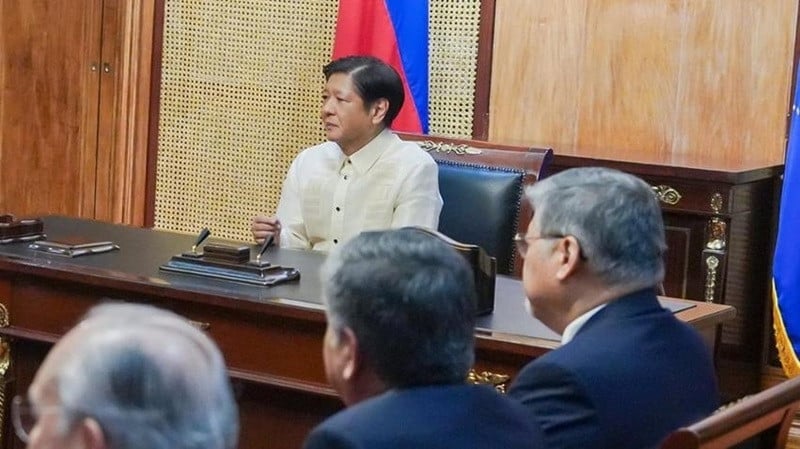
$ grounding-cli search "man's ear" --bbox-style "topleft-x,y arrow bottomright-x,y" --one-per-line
79,417 -> 106,449
370,98 -> 389,125
339,327 -> 361,381
555,236 -> 583,280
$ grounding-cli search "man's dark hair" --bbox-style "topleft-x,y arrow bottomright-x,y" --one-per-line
323,55 -> 405,127
321,229 -> 477,388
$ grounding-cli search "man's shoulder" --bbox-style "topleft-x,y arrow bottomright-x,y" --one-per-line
288,141 -> 342,173
520,300 -> 707,377
382,134 -> 437,166
294,141 -> 339,160
584,296 -> 706,348
312,385 -> 544,446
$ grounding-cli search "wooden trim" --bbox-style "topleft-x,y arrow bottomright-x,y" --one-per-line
0,327 -> 61,344
0,326 -> 338,396
228,368 -> 338,397
552,154 -> 784,184
78,0 -> 105,219
89,0 -> 155,226
661,375 -> 800,449
144,0 -> 166,228
120,0 -> 156,226
93,0 -> 120,222
472,0 -> 496,140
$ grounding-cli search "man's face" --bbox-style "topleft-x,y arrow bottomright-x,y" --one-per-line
322,322 -> 347,399
321,72 -> 381,154
520,219 -> 562,331
21,331 -> 105,449
24,344 -> 84,449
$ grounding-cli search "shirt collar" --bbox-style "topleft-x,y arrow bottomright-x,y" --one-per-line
344,129 -> 393,174
561,303 -> 607,344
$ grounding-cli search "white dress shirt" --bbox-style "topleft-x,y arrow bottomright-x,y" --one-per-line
560,304 -> 607,344
276,130 -> 443,251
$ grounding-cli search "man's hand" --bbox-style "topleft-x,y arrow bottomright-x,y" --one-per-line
251,215 -> 282,245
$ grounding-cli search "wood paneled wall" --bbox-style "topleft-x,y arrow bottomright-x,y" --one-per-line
0,0 -> 103,218
490,1 -> 798,169
0,0 -> 153,224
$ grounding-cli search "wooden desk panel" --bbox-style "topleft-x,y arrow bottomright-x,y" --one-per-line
0,216 -> 735,449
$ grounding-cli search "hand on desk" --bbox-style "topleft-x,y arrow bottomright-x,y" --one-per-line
251,215 -> 281,246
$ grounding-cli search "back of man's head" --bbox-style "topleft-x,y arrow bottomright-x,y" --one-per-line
321,228 -> 477,389
32,303 -> 238,449
526,167 -> 667,290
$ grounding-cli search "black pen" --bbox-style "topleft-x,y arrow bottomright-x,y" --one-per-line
192,228 -> 211,254
256,234 -> 275,265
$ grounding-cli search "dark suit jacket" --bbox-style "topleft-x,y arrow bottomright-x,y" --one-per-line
508,289 -> 719,449
303,384 -> 546,449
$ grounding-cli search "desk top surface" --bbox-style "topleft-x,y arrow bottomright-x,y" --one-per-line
0,216 -> 734,347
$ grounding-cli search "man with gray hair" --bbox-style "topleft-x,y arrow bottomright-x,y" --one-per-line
15,303 -> 239,449
508,167 -> 719,449
303,228 -> 545,449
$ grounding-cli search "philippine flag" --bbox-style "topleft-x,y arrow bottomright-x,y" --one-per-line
772,66 -> 800,377
332,0 -> 429,134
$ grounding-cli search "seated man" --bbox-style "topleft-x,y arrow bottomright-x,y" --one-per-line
251,56 -> 442,251
16,303 -> 238,449
508,167 -> 719,449
303,229 -> 545,449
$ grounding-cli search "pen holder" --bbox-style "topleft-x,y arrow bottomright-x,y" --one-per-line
181,251 -> 204,259
250,258 -> 271,268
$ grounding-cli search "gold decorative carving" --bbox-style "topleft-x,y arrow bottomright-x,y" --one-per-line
0,303 -> 9,447
710,193 -> 723,214
705,256 -> 720,303
651,185 -> 682,205
467,369 -> 510,394
420,140 -> 482,155
705,217 -> 727,250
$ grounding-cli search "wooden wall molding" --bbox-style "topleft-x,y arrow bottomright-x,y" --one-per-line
97,0 -> 155,226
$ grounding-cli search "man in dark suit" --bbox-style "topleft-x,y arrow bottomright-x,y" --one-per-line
303,228 -> 545,449
508,167 -> 719,449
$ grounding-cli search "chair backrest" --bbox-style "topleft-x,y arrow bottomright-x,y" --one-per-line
398,133 -> 553,276
660,375 -> 800,449
404,226 -> 497,315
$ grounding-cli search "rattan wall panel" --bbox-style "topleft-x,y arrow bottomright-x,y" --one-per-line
155,1 -> 481,240
429,0 -> 481,138
156,0 -> 336,240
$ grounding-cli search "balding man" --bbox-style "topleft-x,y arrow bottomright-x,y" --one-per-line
13,303 -> 239,449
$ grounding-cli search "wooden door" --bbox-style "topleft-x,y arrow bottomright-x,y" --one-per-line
0,0 -> 104,218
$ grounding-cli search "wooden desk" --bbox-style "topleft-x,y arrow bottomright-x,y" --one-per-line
0,216 -> 735,449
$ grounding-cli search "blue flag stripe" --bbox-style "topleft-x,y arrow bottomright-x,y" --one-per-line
774,67 -> 800,372
385,0 -> 429,133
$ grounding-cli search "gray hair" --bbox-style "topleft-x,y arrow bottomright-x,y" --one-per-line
55,303 -> 239,449
321,229 -> 476,388
526,167 -> 666,289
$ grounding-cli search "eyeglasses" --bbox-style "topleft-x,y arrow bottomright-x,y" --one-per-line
514,233 -> 558,257
12,395 -> 62,443
513,232 -> 588,260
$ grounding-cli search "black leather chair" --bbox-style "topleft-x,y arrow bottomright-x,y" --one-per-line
398,133 -> 553,276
